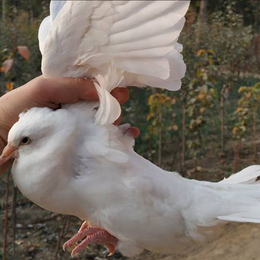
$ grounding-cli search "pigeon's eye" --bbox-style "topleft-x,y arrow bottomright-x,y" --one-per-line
20,137 -> 31,145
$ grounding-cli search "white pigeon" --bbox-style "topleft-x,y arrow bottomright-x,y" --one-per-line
2,104 -> 260,257
2,0 -> 260,258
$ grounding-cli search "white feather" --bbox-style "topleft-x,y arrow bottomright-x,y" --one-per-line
38,0 -> 190,124
220,165 -> 260,184
50,1 -> 67,22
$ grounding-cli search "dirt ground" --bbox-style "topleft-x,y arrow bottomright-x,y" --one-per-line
151,223 -> 260,260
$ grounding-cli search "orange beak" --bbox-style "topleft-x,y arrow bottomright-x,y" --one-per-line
0,144 -> 17,166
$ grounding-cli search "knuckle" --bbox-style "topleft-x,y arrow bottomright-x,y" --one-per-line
74,78 -> 86,88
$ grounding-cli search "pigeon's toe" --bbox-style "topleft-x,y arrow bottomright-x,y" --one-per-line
63,222 -> 118,256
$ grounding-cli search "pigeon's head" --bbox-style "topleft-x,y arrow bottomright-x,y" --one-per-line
0,107 -> 61,165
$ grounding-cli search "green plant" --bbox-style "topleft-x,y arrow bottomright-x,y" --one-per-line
147,92 -> 178,166
185,49 -> 217,167
232,82 -> 260,168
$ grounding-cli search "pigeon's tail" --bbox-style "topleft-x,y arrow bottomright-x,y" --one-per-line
219,165 -> 260,185
185,165 -> 260,237
215,165 -> 260,224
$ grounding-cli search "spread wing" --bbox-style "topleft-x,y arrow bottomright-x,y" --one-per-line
39,1 -> 190,124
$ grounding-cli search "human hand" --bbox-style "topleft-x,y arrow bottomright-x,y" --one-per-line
0,76 -> 139,174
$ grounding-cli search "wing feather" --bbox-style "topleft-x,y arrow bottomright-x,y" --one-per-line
39,0 -> 190,124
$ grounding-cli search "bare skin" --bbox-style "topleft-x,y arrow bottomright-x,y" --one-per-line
0,76 -> 139,175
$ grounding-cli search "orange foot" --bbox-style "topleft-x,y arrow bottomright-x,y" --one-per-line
63,221 -> 118,257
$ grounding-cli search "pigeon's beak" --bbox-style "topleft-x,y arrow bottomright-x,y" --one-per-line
0,143 -> 17,166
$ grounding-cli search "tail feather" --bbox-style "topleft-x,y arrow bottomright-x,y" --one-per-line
219,165 -> 260,184
215,165 -> 260,224
188,165 -> 260,235
218,209 -> 260,224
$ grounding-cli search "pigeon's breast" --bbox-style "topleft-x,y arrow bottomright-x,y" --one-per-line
12,156 -> 55,206
12,149 -> 77,215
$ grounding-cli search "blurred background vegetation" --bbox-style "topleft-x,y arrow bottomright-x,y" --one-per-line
0,0 -> 260,259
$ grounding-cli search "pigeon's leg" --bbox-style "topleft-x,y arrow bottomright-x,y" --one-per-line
78,221 -> 88,232
63,225 -> 118,257
63,227 -> 99,250
70,229 -> 118,257
62,221 -> 89,248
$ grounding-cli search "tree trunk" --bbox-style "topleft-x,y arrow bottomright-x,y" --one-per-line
55,216 -> 70,260
158,110 -> 162,167
3,170 -> 10,260
253,109 -> 257,162
12,186 -> 18,254
2,0 -> 6,21
196,0 -> 208,45
233,139 -> 241,172
148,131 -> 152,161
220,86 -> 226,152
182,104 -> 186,168
199,0 -> 208,24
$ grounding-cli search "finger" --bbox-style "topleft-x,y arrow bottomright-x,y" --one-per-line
34,77 -> 98,105
111,88 -> 129,105
114,113 -> 122,125
125,127 -> 140,138
33,77 -> 129,106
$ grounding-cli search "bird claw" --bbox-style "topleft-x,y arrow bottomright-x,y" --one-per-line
63,221 -> 118,257
78,221 -> 88,232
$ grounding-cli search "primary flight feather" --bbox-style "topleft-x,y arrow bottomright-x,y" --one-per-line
39,0 -> 189,124
2,0 -> 260,258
